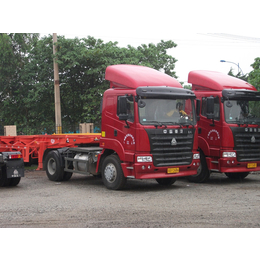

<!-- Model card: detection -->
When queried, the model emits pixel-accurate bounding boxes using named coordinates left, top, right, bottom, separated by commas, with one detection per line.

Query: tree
left=135, top=40, right=178, bottom=78
left=22, top=35, right=56, bottom=134
left=54, top=36, right=178, bottom=132
left=248, top=57, right=260, bottom=91
left=0, top=33, right=39, bottom=134
left=227, top=68, right=248, bottom=82
left=1, top=34, right=178, bottom=134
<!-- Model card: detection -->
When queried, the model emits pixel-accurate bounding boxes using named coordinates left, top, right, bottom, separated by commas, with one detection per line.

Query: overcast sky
left=4, top=0, right=260, bottom=83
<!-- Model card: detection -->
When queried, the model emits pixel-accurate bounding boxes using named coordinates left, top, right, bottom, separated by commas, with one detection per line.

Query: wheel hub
left=104, top=163, right=117, bottom=183
left=197, top=163, right=202, bottom=174
left=47, top=159, right=56, bottom=175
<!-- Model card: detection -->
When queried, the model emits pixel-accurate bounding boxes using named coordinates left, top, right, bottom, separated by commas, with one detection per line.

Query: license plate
left=247, top=163, right=257, bottom=169
left=167, top=168, right=179, bottom=174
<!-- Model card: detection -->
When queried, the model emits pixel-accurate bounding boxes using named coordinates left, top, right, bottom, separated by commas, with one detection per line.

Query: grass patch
left=24, top=164, right=38, bottom=170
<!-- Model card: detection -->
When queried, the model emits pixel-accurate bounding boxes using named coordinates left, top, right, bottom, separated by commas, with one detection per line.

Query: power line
left=199, top=33, right=260, bottom=43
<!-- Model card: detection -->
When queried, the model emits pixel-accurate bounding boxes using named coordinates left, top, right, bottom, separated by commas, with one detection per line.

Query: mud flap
left=6, top=159, right=24, bottom=178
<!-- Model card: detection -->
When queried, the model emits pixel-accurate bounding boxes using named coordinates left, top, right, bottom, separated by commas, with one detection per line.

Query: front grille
left=231, top=127, right=260, bottom=162
left=145, top=128, right=195, bottom=167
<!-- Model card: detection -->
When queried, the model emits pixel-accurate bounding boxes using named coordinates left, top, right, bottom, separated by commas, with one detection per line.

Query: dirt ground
left=0, top=170, right=260, bottom=228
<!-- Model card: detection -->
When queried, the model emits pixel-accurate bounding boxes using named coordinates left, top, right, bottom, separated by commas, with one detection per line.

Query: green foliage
left=248, top=57, right=260, bottom=91
left=227, top=68, right=249, bottom=82
left=0, top=34, right=178, bottom=134
left=246, top=58, right=260, bottom=118
left=0, top=33, right=40, bottom=134
left=183, top=84, right=192, bottom=90
left=52, top=36, right=178, bottom=132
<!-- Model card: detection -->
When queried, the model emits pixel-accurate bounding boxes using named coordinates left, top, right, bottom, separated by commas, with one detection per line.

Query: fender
left=198, top=136, right=210, bottom=157
left=99, top=137, right=135, bottom=162
left=97, top=138, right=134, bottom=173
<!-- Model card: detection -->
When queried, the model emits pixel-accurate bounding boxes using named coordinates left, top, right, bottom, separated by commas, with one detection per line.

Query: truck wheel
left=45, top=150, right=64, bottom=181
left=187, top=151, right=210, bottom=183
left=9, top=177, right=21, bottom=186
left=155, top=178, right=176, bottom=185
left=62, top=163, right=73, bottom=181
left=225, top=172, right=249, bottom=180
left=0, top=167, right=11, bottom=187
left=102, top=155, right=126, bottom=190
left=63, top=172, right=73, bottom=181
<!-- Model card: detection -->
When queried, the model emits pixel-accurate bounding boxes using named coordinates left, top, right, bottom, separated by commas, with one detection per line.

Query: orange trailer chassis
left=0, top=134, right=101, bottom=170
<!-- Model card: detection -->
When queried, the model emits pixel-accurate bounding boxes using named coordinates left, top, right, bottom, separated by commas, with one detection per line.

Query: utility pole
left=53, top=33, right=62, bottom=134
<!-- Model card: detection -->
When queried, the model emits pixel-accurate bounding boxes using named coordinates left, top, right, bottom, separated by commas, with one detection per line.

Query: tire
left=45, top=150, right=64, bottom=181
left=225, top=172, right=249, bottom=180
left=155, top=178, right=177, bottom=186
left=63, top=172, right=73, bottom=181
left=187, top=151, right=210, bottom=183
left=0, top=166, right=11, bottom=187
left=102, top=155, right=126, bottom=190
left=9, top=177, right=21, bottom=186
left=62, top=161, right=73, bottom=181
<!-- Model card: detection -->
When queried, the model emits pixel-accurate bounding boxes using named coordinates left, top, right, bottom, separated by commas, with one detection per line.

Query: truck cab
left=188, top=70, right=260, bottom=182
left=98, top=65, right=200, bottom=189
left=44, top=65, right=200, bottom=190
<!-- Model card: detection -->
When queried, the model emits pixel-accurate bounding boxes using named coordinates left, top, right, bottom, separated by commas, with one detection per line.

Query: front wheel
left=102, top=155, right=126, bottom=190
left=187, top=151, right=210, bottom=183
left=225, top=172, right=249, bottom=180
left=155, top=178, right=176, bottom=186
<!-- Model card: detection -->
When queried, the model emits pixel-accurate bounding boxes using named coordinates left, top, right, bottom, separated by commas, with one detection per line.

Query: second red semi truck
left=0, top=65, right=200, bottom=190
left=188, top=70, right=260, bottom=182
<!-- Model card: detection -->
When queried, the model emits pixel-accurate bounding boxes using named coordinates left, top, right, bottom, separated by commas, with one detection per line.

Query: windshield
left=138, top=98, right=196, bottom=126
left=224, top=100, right=260, bottom=125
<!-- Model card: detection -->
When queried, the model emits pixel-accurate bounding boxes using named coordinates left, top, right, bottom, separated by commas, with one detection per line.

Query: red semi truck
left=0, top=65, right=200, bottom=189
left=188, top=70, right=260, bottom=182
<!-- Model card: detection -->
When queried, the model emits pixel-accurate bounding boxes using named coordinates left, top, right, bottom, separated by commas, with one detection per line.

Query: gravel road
left=1, top=170, right=260, bottom=228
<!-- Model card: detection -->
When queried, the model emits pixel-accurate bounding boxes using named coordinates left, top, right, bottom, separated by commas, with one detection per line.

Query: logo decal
left=123, top=134, right=135, bottom=145
left=171, top=138, right=177, bottom=146
left=207, top=129, right=220, bottom=141
left=251, top=136, right=256, bottom=143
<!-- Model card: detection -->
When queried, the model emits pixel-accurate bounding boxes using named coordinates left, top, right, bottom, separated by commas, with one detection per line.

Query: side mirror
left=118, top=96, right=129, bottom=120
left=206, top=96, right=215, bottom=119
left=226, top=100, right=233, bottom=108
left=138, top=99, right=146, bottom=108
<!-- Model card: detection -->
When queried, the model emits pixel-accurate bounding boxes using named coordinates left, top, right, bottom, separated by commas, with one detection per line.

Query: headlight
left=222, top=152, right=236, bottom=158
left=193, top=153, right=200, bottom=160
left=137, top=156, right=153, bottom=162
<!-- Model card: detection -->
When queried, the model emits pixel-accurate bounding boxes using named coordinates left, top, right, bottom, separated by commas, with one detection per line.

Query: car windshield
left=138, top=98, right=196, bottom=126
left=224, top=100, right=260, bottom=125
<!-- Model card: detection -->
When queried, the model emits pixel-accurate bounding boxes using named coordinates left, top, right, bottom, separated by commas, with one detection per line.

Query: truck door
left=200, top=96, right=222, bottom=157
left=116, top=95, right=136, bottom=153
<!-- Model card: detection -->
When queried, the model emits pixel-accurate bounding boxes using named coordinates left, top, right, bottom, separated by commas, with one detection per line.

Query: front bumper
left=121, top=159, right=200, bottom=179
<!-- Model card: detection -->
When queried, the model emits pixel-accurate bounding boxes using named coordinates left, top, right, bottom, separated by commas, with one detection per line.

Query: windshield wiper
left=180, top=122, right=194, bottom=128
left=236, top=120, right=248, bottom=127
left=242, top=120, right=260, bottom=126
left=145, top=121, right=167, bottom=128
left=160, top=121, right=185, bottom=127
